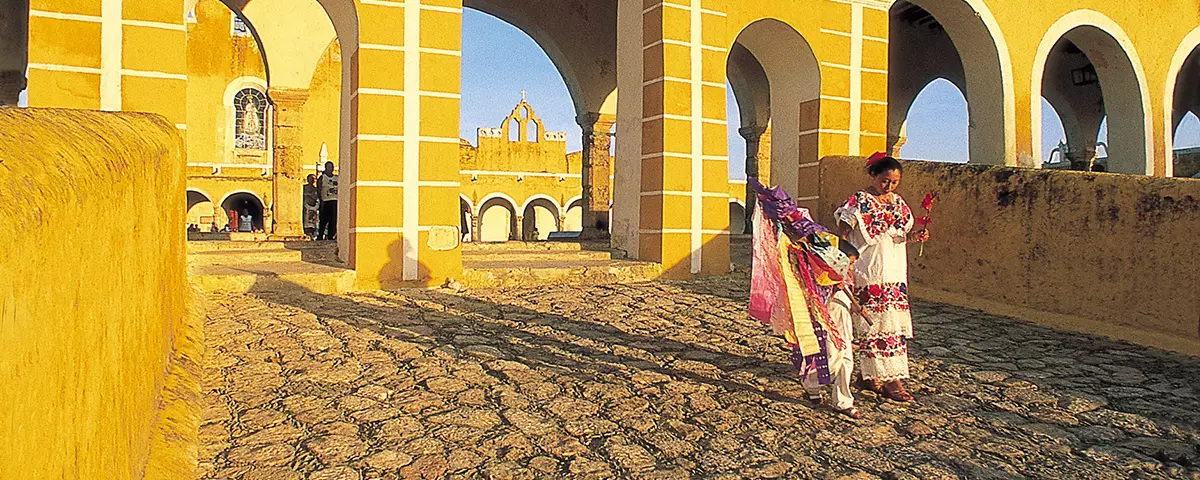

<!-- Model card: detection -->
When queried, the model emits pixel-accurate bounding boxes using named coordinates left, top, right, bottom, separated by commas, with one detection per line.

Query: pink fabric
left=749, top=208, right=792, bottom=336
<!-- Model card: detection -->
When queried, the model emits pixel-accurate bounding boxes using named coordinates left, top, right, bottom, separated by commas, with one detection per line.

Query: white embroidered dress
left=835, top=191, right=915, bottom=381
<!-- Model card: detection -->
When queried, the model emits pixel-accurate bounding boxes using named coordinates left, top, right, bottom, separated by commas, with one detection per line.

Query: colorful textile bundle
left=748, top=179, right=856, bottom=386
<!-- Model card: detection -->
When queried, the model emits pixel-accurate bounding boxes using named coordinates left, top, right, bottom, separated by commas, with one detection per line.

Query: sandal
left=855, top=377, right=884, bottom=394
left=882, top=381, right=914, bottom=403
left=834, top=406, right=863, bottom=419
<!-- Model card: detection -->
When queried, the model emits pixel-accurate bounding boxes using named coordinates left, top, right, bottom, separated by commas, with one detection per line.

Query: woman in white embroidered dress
left=835, top=155, right=928, bottom=402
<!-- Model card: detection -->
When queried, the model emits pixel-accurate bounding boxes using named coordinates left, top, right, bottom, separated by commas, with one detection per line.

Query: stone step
left=188, top=240, right=336, bottom=252
left=188, top=248, right=304, bottom=265
left=461, top=259, right=662, bottom=289
left=461, top=249, right=613, bottom=262
left=188, top=240, right=287, bottom=252
left=188, top=232, right=273, bottom=242
left=463, top=241, right=604, bottom=253
left=189, top=262, right=356, bottom=295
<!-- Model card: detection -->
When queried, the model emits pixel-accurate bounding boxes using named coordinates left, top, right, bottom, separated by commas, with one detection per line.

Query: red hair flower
left=866, top=152, right=888, bottom=168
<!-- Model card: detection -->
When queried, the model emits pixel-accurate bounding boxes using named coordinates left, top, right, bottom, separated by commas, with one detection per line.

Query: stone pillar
left=0, top=70, right=25, bottom=106
left=269, top=87, right=309, bottom=238
left=514, top=215, right=523, bottom=241
left=578, top=112, right=616, bottom=238
left=739, top=124, right=768, bottom=234
left=887, top=134, right=907, bottom=157
left=471, top=214, right=481, bottom=243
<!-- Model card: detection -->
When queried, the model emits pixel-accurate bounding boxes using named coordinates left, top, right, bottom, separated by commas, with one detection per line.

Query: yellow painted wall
left=0, top=108, right=194, bottom=479
left=819, top=156, right=1200, bottom=348
left=459, top=100, right=586, bottom=239
left=301, top=40, right=343, bottom=177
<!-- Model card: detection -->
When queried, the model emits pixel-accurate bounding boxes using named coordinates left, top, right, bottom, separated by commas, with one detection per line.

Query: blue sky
left=462, top=9, right=1200, bottom=179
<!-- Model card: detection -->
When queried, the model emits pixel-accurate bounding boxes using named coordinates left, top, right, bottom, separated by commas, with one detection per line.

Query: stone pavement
left=197, top=276, right=1200, bottom=480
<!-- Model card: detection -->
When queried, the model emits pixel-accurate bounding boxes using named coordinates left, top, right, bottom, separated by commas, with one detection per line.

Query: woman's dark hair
left=837, top=238, right=860, bottom=259
left=867, top=156, right=903, bottom=177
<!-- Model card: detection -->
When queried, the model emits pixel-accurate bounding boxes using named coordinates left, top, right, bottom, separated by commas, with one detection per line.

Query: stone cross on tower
left=520, top=90, right=527, bottom=101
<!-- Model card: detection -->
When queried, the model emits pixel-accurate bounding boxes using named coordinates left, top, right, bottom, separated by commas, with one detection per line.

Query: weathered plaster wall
left=0, top=108, right=197, bottom=478
left=819, top=156, right=1200, bottom=346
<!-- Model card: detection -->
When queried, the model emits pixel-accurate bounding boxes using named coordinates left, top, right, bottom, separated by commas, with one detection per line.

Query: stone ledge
left=911, top=285, right=1200, bottom=357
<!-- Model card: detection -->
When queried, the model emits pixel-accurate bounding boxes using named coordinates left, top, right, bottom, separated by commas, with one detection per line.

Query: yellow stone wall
left=301, top=40, right=343, bottom=178
left=819, top=156, right=1200, bottom=352
left=26, top=0, right=187, bottom=130
left=459, top=130, right=583, bottom=241
left=0, top=109, right=194, bottom=479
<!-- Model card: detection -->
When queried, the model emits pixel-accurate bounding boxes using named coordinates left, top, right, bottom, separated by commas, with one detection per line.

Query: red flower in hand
left=921, top=192, right=938, bottom=211
left=915, top=216, right=932, bottom=227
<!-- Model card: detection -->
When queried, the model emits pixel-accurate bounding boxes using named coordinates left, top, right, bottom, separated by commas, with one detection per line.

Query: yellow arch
left=1163, top=26, right=1200, bottom=178
left=1031, top=10, right=1153, bottom=174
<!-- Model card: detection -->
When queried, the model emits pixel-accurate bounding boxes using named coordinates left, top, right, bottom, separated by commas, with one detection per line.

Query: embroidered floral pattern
left=844, top=192, right=913, bottom=240
left=854, top=282, right=910, bottom=313
left=854, top=335, right=908, bottom=358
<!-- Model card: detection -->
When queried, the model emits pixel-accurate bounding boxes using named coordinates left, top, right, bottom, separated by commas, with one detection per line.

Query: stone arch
left=520, top=194, right=561, bottom=216
left=463, top=1, right=615, bottom=119
left=187, top=190, right=217, bottom=231
left=500, top=97, right=547, bottom=144
left=1164, top=26, right=1200, bottom=177
left=1032, top=11, right=1153, bottom=174
left=521, top=196, right=560, bottom=241
left=220, top=191, right=266, bottom=232
left=563, top=196, right=583, bottom=232
left=728, top=18, right=821, bottom=198
left=900, top=78, right=970, bottom=161
left=477, top=194, right=518, bottom=243
left=888, top=0, right=1015, bottom=165
left=726, top=43, right=772, bottom=182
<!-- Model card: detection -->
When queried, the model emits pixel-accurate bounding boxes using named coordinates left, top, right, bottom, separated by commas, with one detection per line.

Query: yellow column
left=349, top=0, right=463, bottom=289
left=578, top=112, right=615, bottom=237
left=638, top=0, right=730, bottom=278
left=269, top=87, right=309, bottom=237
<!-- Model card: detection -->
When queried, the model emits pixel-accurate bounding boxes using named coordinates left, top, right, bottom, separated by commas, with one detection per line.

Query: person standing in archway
left=835, top=154, right=929, bottom=403
left=316, top=162, right=338, bottom=240
left=303, top=174, right=320, bottom=239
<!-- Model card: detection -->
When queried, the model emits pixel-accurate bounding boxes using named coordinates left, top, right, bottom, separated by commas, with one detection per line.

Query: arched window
left=234, top=88, right=268, bottom=150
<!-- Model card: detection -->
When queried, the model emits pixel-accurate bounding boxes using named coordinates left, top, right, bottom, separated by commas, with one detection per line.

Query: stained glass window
left=234, top=88, right=267, bottom=150
left=231, top=15, right=251, bottom=36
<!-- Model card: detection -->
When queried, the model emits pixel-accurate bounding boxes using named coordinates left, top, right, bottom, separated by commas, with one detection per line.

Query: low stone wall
left=818, top=156, right=1200, bottom=350
left=0, top=109, right=199, bottom=478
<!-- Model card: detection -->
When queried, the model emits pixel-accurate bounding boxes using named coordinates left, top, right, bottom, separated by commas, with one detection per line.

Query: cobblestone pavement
left=198, top=277, right=1200, bottom=480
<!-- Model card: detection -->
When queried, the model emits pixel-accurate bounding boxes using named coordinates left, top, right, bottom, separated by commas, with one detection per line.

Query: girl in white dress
left=835, top=155, right=929, bottom=402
